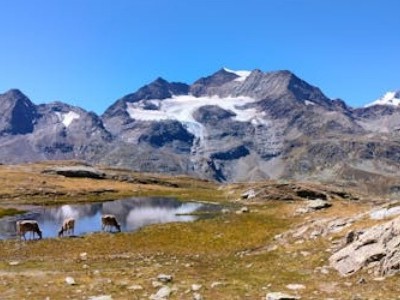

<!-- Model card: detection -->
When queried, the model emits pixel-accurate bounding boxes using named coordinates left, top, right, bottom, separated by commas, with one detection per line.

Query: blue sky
left=0, top=0, right=399, bottom=114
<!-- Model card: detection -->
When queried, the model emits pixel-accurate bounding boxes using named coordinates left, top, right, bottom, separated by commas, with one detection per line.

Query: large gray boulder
left=329, top=215, right=400, bottom=276
left=44, top=166, right=106, bottom=179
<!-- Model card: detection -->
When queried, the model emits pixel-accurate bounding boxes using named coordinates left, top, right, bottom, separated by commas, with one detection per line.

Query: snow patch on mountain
left=304, top=100, right=316, bottom=106
left=223, top=67, right=251, bottom=82
left=55, top=111, right=80, bottom=127
left=365, top=91, right=400, bottom=107
left=126, top=95, right=267, bottom=139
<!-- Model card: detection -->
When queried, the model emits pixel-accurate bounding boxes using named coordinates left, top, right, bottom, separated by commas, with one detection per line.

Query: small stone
left=357, top=277, right=366, bottom=284
left=65, top=277, right=76, bottom=285
left=300, top=251, right=310, bottom=257
left=240, top=206, right=249, bottom=213
left=221, top=208, right=230, bottom=214
left=80, top=252, right=88, bottom=261
left=150, top=286, right=172, bottom=300
left=241, top=189, right=257, bottom=199
left=191, top=284, right=202, bottom=291
left=193, top=292, right=203, bottom=300
left=373, top=277, right=385, bottom=281
left=127, top=284, right=143, bottom=291
left=267, top=245, right=278, bottom=252
left=8, top=261, right=20, bottom=266
left=210, top=281, right=223, bottom=288
left=88, top=295, right=112, bottom=300
left=266, top=292, right=300, bottom=300
left=286, top=284, right=305, bottom=290
left=157, top=274, right=173, bottom=283
left=320, top=268, right=329, bottom=274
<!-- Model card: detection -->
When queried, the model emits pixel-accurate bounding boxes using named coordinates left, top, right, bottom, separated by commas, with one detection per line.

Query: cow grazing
left=58, top=218, right=75, bottom=237
left=101, top=214, right=121, bottom=232
left=16, top=220, right=42, bottom=240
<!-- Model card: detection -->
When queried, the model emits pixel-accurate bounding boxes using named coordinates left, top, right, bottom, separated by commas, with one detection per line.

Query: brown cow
left=16, top=220, right=42, bottom=240
left=58, top=218, right=75, bottom=237
left=101, top=214, right=121, bottom=232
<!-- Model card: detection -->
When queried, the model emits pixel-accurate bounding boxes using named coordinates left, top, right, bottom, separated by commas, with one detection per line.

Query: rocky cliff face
left=0, top=90, right=112, bottom=163
left=1, top=70, right=399, bottom=184
left=0, top=89, right=37, bottom=136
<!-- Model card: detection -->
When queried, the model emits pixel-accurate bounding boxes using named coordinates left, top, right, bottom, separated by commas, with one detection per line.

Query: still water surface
left=0, top=197, right=208, bottom=239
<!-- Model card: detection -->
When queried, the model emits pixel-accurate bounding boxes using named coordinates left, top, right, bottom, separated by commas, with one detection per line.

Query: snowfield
left=126, top=95, right=268, bottom=139
left=223, top=67, right=251, bottom=82
left=55, top=111, right=80, bottom=127
left=365, top=91, right=400, bottom=107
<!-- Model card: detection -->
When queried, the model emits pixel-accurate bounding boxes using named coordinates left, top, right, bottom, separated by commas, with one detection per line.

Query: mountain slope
left=0, top=70, right=399, bottom=186
left=0, top=90, right=113, bottom=163
left=100, top=68, right=374, bottom=182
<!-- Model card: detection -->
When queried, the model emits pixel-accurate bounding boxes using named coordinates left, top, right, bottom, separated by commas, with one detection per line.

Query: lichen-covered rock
left=330, top=215, right=400, bottom=276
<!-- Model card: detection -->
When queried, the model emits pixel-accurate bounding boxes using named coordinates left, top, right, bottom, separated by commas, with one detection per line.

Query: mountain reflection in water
left=0, top=197, right=206, bottom=239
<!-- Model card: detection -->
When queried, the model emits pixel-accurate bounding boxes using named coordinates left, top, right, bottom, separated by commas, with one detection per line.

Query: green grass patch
left=0, top=207, right=24, bottom=218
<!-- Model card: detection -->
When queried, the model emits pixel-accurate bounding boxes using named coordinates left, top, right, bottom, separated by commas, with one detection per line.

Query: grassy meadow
left=0, top=162, right=399, bottom=299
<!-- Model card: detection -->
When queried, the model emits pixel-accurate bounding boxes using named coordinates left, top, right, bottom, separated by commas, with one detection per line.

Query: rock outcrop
left=329, top=215, right=400, bottom=276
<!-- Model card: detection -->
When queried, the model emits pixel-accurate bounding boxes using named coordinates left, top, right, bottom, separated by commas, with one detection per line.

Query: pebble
left=157, top=274, right=173, bottom=283
left=236, top=206, right=250, bottom=214
left=65, top=277, right=76, bottom=286
left=150, top=286, right=172, bottom=300
left=191, top=284, right=202, bottom=291
left=127, top=284, right=144, bottom=291
left=210, top=281, right=223, bottom=288
left=373, top=277, right=385, bottom=281
left=8, top=261, right=20, bottom=266
left=193, top=292, right=203, bottom=300
left=88, top=295, right=113, bottom=300
left=266, top=292, right=300, bottom=300
left=286, top=283, right=305, bottom=290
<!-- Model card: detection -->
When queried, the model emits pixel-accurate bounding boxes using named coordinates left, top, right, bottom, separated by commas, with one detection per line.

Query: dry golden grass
left=0, top=162, right=400, bottom=299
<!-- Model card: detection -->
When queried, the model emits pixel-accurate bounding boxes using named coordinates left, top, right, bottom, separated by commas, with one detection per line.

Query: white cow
left=58, top=218, right=75, bottom=237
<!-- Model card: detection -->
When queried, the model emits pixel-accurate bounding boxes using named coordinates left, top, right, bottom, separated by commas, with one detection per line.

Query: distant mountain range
left=1, top=68, right=400, bottom=185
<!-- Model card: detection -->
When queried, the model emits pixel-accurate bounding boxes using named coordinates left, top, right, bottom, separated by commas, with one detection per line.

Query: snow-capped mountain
left=1, top=68, right=400, bottom=185
left=0, top=90, right=112, bottom=163
left=365, top=91, right=400, bottom=107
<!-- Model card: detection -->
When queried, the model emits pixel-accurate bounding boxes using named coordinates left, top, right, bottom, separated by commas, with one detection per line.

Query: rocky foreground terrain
left=0, top=162, right=400, bottom=299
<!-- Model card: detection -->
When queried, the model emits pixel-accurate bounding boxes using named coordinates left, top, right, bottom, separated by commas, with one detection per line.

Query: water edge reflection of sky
left=0, top=197, right=205, bottom=239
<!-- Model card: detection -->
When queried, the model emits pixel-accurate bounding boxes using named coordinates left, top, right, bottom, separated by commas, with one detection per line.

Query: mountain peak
left=365, top=91, right=400, bottom=107
left=2, top=89, right=28, bottom=100
left=152, top=77, right=169, bottom=85
left=0, top=89, right=37, bottom=135
left=222, top=67, right=252, bottom=82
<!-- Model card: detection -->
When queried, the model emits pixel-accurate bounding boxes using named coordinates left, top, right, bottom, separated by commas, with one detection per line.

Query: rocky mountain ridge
left=1, top=69, right=400, bottom=187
